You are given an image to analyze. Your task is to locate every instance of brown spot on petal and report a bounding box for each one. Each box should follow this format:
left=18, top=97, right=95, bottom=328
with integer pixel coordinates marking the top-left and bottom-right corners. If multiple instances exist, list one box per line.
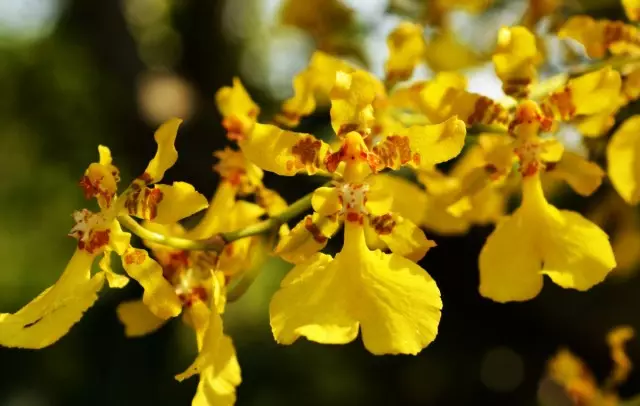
left=369, top=213, right=396, bottom=235
left=467, top=96, right=510, bottom=126
left=337, top=123, right=360, bottom=137
left=324, top=144, right=346, bottom=173
left=223, top=116, right=246, bottom=141
left=125, top=184, right=164, bottom=221
left=503, top=77, right=531, bottom=99
left=138, top=172, right=154, bottom=184
left=304, top=216, right=328, bottom=243
left=292, top=136, right=323, bottom=170
left=124, top=249, right=147, bottom=265
left=546, top=86, right=575, bottom=121
left=372, top=135, right=412, bottom=170
left=81, top=229, right=111, bottom=254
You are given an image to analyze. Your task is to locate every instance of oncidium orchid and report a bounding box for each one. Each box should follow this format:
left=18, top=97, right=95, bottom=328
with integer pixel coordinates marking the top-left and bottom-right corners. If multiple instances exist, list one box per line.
left=0, top=119, right=209, bottom=348
left=218, top=57, right=467, bottom=354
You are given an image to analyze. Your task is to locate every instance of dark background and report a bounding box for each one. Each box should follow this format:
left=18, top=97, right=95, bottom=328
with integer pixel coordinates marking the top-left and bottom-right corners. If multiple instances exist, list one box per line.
left=0, top=0, right=638, bottom=405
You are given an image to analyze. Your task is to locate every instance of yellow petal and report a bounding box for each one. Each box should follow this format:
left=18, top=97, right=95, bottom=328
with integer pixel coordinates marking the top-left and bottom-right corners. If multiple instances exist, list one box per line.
left=142, top=118, right=182, bottom=184
left=0, top=250, right=104, bottom=348
left=98, top=145, right=113, bottom=166
left=622, top=68, right=640, bottom=103
left=311, top=186, right=342, bottom=216
left=256, top=186, right=288, bottom=218
left=366, top=175, right=405, bottom=218
left=623, top=0, right=640, bottom=21
left=121, top=248, right=182, bottom=320
left=368, top=213, right=436, bottom=261
left=224, top=201, right=265, bottom=231
left=415, top=78, right=510, bottom=128
left=239, top=123, right=331, bottom=176
left=373, top=116, right=466, bottom=170
left=518, top=175, right=616, bottom=291
left=423, top=30, right=481, bottom=72
left=192, top=336, right=241, bottom=406
left=539, top=138, right=564, bottom=163
left=124, top=182, right=208, bottom=224
left=574, top=111, right=617, bottom=137
left=329, top=70, right=383, bottom=136
left=215, top=77, right=259, bottom=139
left=479, top=210, right=544, bottom=302
left=546, top=151, right=604, bottom=196
left=559, top=16, right=640, bottom=58
left=493, top=26, right=540, bottom=98
left=606, top=325, right=635, bottom=387
left=270, top=253, right=360, bottom=346
left=186, top=181, right=237, bottom=240
left=385, top=22, right=426, bottom=84
left=270, top=223, right=442, bottom=355
left=98, top=252, right=129, bottom=288
left=275, top=214, right=340, bottom=264
left=275, top=51, right=355, bottom=127
left=557, top=16, right=605, bottom=58
left=538, top=209, right=616, bottom=291
left=157, top=182, right=209, bottom=223
left=541, top=67, right=622, bottom=121
left=176, top=302, right=224, bottom=381
left=109, top=220, right=132, bottom=256
left=116, top=300, right=166, bottom=337
left=607, top=116, right=640, bottom=204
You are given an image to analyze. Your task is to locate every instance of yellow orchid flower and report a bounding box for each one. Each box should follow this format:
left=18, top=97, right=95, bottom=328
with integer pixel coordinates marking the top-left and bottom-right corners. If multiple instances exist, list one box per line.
left=607, top=115, right=640, bottom=205
left=558, top=16, right=640, bottom=59
left=117, top=149, right=272, bottom=406
left=478, top=101, right=615, bottom=302
left=216, top=78, right=260, bottom=141
left=385, top=22, right=427, bottom=85
left=588, top=192, right=640, bottom=277
left=540, top=67, right=623, bottom=137
left=0, top=119, right=209, bottom=348
left=233, top=65, right=466, bottom=353
left=493, top=26, right=542, bottom=98
left=623, top=0, right=640, bottom=21
left=274, top=51, right=356, bottom=127
left=542, top=326, right=634, bottom=406
left=270, top=133, right=444, bottom=355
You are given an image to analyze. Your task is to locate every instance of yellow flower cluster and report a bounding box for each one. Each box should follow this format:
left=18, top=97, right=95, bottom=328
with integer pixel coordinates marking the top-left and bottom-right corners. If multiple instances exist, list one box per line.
left=4, top=1, right=640, bottom=404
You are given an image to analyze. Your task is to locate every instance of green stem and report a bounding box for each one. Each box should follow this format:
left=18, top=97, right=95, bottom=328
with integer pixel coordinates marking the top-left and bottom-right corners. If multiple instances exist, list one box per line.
left=118, top=215, right=226, bottom=251
left=118, top=190, right=314, bottom=252
left=222, top=191, right=312, bottom=242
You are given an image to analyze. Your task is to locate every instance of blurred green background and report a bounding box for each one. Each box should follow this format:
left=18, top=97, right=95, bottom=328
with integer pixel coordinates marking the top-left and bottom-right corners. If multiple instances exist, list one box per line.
left=0, top=0, right=639, bottom=405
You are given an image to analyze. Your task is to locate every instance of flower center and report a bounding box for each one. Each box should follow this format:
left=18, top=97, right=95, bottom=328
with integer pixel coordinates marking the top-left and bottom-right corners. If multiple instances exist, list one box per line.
left=339, top=183, right=369, bottom=223
left=514, top=140, right=543, bottom=177
left=68, top=209, right=111, bottom=254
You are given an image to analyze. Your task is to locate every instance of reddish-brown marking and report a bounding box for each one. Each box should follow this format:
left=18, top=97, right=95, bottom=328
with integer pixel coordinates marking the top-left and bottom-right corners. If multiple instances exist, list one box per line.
left=503, top=78, right=531, bottom=99
left=304, top=216, right=328, bottom=243
left=124, top=249, right=146, bottom=265
left=222, top=116, right=246, bottom=141
left=324, top=144, right=346, bottom=173
left=346, top=212, right=363, bottom=224
left=372, top=135, right=412, bottom=169
left=138, top=172, right=153, bottom=184
left=369, top=213, right=396, bottom=235
left=292, top=137, right=323, bottom=169
left=468, top=96, right=510, bottom=126
left=78, top=229, right=111, bottom=254
left=547, top=86, right=575, bottom=120
left=79, top=175, right=100, bottom=200
left=337, top=123, right=360, bottom=137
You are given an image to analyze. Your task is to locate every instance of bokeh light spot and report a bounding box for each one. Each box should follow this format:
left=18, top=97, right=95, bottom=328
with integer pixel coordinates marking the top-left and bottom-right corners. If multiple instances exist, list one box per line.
left=480, top=346, right=525, bottom=393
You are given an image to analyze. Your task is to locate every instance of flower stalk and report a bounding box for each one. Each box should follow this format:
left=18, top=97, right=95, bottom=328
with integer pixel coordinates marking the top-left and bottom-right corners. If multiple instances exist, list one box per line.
left=118, top=190, right=314, bottom=252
